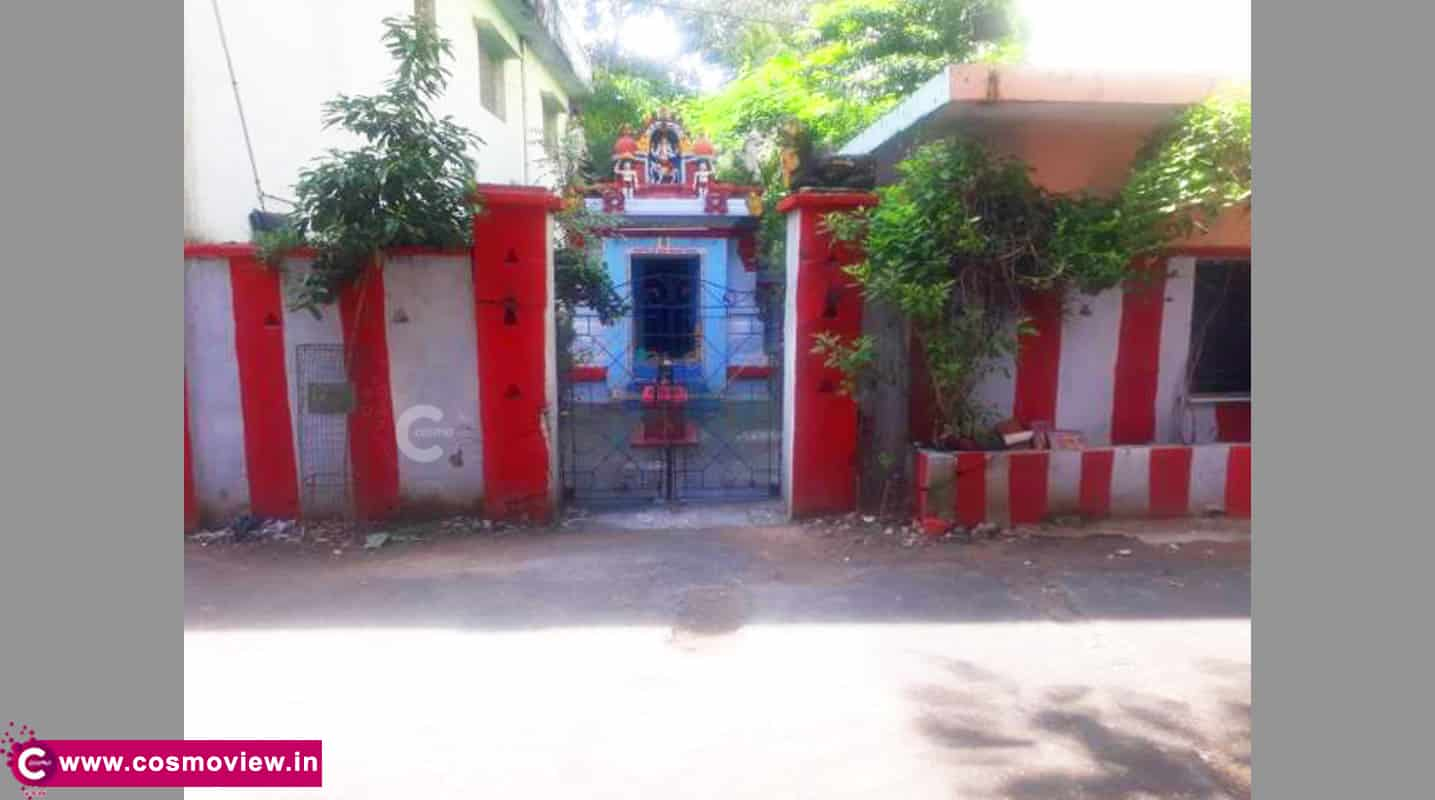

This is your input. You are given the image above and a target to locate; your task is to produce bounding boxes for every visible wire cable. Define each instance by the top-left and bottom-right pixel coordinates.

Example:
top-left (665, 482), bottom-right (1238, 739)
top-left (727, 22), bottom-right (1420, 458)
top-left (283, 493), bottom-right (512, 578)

top-left (209, 0), bottom-right (267, 212)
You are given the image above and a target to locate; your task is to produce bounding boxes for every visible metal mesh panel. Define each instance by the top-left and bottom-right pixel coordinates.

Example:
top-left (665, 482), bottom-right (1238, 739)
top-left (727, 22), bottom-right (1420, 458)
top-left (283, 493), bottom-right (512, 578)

top-left (296, 344), bottom-right (351, 517)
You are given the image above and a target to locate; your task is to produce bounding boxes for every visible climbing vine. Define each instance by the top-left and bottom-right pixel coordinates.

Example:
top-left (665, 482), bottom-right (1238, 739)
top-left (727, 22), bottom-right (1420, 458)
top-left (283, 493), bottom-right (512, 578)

top-left (820, 89), bottom-right (1251, 446)
top-left (1121, 88), bottom-right (1253, 255)
top-left (257, 15), bottom-right (483, 314)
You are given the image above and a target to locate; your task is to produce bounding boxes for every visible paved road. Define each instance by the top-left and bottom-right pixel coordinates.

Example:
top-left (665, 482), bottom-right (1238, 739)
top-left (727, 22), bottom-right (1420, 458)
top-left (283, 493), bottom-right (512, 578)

top-left (185, 517), bottom-right (1251, 799)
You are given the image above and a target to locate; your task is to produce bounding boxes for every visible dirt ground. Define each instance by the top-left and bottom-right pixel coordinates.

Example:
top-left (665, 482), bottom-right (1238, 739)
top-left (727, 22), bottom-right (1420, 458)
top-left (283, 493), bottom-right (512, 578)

top-left (185, 511), bottom-right (1251, 799)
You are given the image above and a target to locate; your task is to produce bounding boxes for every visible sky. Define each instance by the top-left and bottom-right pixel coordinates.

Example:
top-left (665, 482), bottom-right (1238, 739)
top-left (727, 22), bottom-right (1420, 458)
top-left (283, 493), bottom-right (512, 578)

top-left (585, 0), bottom-right (1251, 90)
top-left (1018, 0), bottom-right (1251, 77)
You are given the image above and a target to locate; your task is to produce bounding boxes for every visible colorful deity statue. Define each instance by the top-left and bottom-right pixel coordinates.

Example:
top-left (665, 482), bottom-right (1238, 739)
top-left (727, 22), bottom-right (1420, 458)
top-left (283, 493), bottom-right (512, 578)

top-left (691, 135), bottom-right (715, 196)
top-left (612, 126), bottom-right (639, 196)
top-left (648, 128), bottom-right (681, 184)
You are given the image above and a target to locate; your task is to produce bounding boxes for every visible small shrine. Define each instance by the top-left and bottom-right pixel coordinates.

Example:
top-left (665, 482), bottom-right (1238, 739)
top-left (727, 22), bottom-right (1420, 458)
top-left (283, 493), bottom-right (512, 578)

top-left (571, 110), bottom-right (772, 401)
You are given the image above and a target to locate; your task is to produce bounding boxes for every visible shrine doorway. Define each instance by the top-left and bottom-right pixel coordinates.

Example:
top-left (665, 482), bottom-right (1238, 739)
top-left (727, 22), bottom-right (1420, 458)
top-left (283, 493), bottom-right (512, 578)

top-left (632, 255), bottom-right (700, 379)
top-left (558, 270), bottom-right (784, 508)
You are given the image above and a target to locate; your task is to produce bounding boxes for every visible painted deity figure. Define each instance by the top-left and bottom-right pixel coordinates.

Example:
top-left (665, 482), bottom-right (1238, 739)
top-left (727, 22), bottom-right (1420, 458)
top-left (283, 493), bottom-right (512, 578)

top-left (648, 125), bottom-right (682, 184)
top-left (692, 158), bottom-right (713, 196)
top-left (614, 156), bottom-right (637, 196)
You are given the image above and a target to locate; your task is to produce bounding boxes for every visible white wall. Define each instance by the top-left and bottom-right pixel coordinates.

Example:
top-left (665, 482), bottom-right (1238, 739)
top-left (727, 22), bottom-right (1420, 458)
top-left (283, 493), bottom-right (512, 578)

top-left (966, 255), bottom-right (1246, 446)
top-left (185, 0), bottom-right (574, 242)
top-left (184, 254), bottom-right (491, 519)
top-left (382, 254), bottom-right (485, 511)
top-left (185, 258), bottom-right (251, 518)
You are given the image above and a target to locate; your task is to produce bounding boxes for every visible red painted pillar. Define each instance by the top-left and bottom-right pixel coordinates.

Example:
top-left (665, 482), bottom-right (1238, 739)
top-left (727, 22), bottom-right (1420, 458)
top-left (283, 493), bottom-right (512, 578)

top-left (1111, 259), bottom-right (1167, 444)
top-left (777, 191), bottom-right (878, 518)
top-left (472, 185), bottom-right (562, 522)
top-left (339, 265), bottom-right (401, 521)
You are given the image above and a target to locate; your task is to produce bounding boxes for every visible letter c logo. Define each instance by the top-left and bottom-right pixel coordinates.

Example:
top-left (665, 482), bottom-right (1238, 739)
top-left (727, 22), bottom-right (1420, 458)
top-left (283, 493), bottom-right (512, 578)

top-left (398, 404), bottom-right (445, 463)
top-left (18, 746), bottom-right (49, 781)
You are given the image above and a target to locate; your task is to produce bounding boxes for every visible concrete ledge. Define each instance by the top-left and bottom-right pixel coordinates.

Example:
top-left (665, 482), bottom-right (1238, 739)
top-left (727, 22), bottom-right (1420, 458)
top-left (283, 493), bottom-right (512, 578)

top-left (915, 444), bottom-right (1251, 530)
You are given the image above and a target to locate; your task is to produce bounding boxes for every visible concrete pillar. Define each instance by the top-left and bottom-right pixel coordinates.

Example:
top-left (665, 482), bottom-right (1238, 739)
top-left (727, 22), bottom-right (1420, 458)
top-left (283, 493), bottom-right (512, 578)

top-left (472, 185), bottom-right (562, 522)
top-left (777, 191), bottom-right (878, 519)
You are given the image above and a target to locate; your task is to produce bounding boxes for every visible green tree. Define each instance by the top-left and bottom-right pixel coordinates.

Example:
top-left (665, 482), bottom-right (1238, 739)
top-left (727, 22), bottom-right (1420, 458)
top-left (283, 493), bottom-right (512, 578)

top-left (579, 58), bottom-right (695, 178)
top-left (261, 15), bottom-right (483, 314)
top-left (1121, 87), bottom-right (1252, 254)
top-left (690, 0), bottom-right (1019, 154)
top-left (822, 90), bottom-right (1252, 445)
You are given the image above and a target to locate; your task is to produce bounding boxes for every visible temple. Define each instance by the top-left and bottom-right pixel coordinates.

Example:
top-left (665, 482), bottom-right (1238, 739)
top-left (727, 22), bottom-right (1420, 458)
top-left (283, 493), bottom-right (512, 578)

top-left (572, 110), bottom-right (773, 400)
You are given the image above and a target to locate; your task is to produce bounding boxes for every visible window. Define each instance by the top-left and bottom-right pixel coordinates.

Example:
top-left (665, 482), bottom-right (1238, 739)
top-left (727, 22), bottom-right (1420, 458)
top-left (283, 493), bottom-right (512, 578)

top-left (1188, 258), bottom-right (1251, 397)
top-left (542, 104), bottom-right (561, 153)
top-left (477, 33), bottom-right (506, 120)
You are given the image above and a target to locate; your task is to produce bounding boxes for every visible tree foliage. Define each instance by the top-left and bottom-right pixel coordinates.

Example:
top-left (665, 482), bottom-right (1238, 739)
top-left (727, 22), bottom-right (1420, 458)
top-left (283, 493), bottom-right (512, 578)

top-left (541, 126), bottom-right (629, 325)
top-left (1121, 88), bottom-right (1252, 254)
top-left (822, 139), bottom-right (1124, 442)
top-left (822, 91), bottom-right (1252, 446)
top-left (540, 124), bottom-right (631, 379)
top-left (690, 0), bottom-right (1018, 155)
top-left (260, 16), bottom-right (483, 314)
top-left (805, 0), bottom-right (1019, 104)
top-left (580, 58), bottom-right (695, 178)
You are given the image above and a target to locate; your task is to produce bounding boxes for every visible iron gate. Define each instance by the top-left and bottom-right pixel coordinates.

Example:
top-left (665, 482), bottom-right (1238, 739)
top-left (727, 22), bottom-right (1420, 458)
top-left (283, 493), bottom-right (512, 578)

top-left (559, 274), bottom-right (784, 507)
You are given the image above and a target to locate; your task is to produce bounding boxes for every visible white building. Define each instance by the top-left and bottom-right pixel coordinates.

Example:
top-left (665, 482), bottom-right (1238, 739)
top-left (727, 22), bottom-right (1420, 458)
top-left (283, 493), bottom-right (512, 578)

top-left (184, 0), bottom-right (591, 242)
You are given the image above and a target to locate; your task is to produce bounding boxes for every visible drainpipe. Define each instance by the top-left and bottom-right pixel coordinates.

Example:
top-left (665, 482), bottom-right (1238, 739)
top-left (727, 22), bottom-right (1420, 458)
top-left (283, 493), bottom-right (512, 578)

top-left (519, 37), bottom-right (530, 184)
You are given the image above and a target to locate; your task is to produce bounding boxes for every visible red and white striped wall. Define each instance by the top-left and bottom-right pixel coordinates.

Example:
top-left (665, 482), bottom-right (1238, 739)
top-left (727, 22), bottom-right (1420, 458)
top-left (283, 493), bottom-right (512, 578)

top-left (184, 249), bottom-right (483, 524)
top-left (182, 188), bottom-right (558, 527)
top-left (911, 254), bottom-right (1251, 446)
top-left (915, 444), bottom-right (1251, 529)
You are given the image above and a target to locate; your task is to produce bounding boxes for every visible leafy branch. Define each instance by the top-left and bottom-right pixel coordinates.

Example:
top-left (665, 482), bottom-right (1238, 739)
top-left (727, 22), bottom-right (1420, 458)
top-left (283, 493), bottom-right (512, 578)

top-left (258, 15), bottom-right (484, 315)
top-left (823, 89), bottom-right (1251, 447)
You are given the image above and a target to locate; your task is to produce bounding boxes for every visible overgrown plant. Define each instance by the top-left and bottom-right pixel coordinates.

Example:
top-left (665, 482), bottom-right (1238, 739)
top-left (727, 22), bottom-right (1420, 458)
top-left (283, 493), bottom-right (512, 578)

top-left (540, 126), bottom-right (630, 376)
top-left (821, 89), bottom-right (1251, 447)
top-left (261, 15), bottom-right (483, 314)
top-left (1121, 88), bottom-right (1253, 254)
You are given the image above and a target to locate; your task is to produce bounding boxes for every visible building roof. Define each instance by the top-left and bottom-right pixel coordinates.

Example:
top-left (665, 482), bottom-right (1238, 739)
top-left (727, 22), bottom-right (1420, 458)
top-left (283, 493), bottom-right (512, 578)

top-left (840, 64), bottom-right (1231, 157)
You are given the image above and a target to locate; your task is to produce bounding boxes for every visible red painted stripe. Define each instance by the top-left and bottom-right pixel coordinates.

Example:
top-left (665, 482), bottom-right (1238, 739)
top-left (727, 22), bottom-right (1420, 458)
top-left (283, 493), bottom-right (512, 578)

top-left (473, 195), bottom-right (556, 522)
top-left (1013, 289), bottom-right (1063, 427)
top-left (1215, 402), bottom-right (1251, 442)
top-left (1148, 446), bottom-right (1193, 518)
top-left (184, 243), bottom-right (467, 260)
top-left (1110, 261), bottom-right (1167, 444)
top-left (776, 192), bottom-right (877, 214)
top-left (1225, 445), bottom-right (1252, 518)
top-left (568, 365), bottom-right (607, 383)
top-left (229, 257), bottom-right (301, 518)
top-left (1008, 451), bottom-right (1050, 525)
top-left (1079, 449), bottom-right (1114, 518)
top-left (727, 365), bottom-right (772, 379)
top-left (955, 452), bottom-right (987, 527)
top-left (1165, 245), bottom-right (1251, 259)
top-left (339, 266), bottom-right (401, 520)
top-left (185, 379), bottom-right (199, 533)
top-left (185, 242), bottom-right (264, 259)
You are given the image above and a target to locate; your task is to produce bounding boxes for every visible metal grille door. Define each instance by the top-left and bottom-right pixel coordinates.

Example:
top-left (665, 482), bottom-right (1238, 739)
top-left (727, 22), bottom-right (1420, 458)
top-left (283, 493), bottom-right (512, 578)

top-left (295, 343), bottom-right (351, 516)
top-left (558, 275), bottom-right (783, 507)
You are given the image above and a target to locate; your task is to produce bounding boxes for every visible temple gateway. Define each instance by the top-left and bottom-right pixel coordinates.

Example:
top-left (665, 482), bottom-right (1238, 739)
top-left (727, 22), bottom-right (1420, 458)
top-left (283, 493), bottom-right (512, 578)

top-left (561, 111), bottom-right (781, 505)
